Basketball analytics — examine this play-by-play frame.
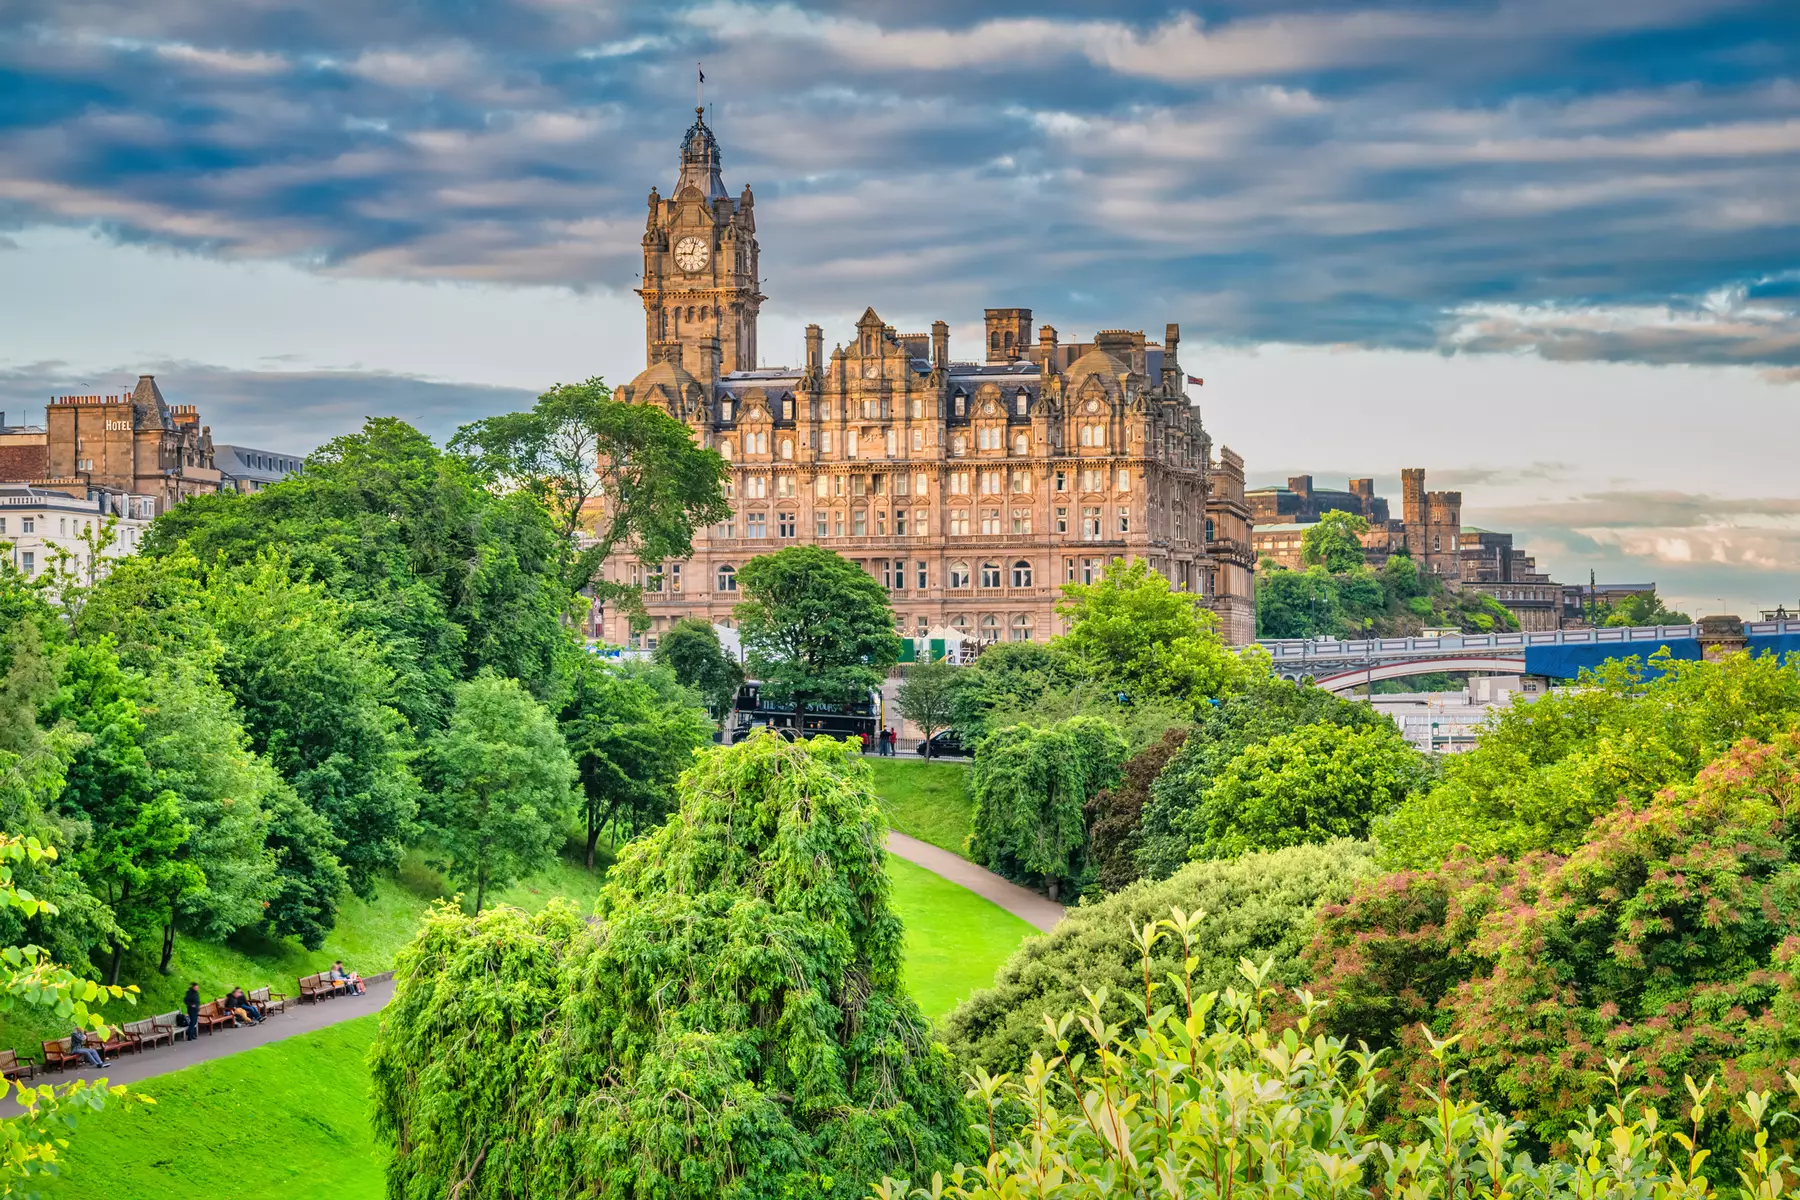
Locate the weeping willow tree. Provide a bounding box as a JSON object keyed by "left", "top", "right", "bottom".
{"left": 369, "top": 731, "right": 970, "bottom": 1199}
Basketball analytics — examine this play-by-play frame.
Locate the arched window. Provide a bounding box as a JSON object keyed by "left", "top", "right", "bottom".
{"left": 1011, "top": 613, "right": 1033, "bottom": 642}
{"left": 952, "top": 614, "right": 969, "bottom": 632}
{"left": 949, "top": 561, "right": 970, "bottom": 589}
{"left": 980, "top": 614, "right": 1000, "bottom": 642}
{"left": 719, "top": 439, "right": 734, "bottom": 460}
{"left": 1079, "top": 424, "right": 1106, "bottom": 448}
{"left": 779, "top": 438, "right": 793, "bottom": 460}
{"left": 951, "top": 434, "right": 967, "bottom": 456}
{"left": 1204, "top": 517, "right": 1216, "bottom": 541}
{"left": 980, "top": 561, "right": 1002, "bottom": 588}
{"left": 1012, "top": 432, "right": 1029, "bottom": 456}
{"left": 1011, "top": 559, "right": 1032, "bottom": 587}
{"left": 1003, "top": 331, "right": 1014, "bottom": 352}
{"left": 989, "top": 331, "right": 1000, "bottom": 354}
{"left": 716, "top": 564, "right": 737, "bottom": 592}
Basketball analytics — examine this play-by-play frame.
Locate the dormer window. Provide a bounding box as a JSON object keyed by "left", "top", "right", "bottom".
{"left": 1015, "top": 390, "right": 1028, "bottom": 416}
{"left": 953, "top": 392, "right": 967, "bottom": 417}
{"left": 722, "top": 400, "right": 735, "bottom": 422}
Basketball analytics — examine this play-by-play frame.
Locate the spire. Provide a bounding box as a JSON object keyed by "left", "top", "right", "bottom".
{"left": 677, "top": 107, "right": 728, "bottom": 201}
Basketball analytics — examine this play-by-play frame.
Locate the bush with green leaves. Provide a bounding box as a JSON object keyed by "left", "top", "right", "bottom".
{"left": 1135, "top": 678, "right": 1394, "bottom": 880}
{"left": 941, "top": 840, "right": 1375, "bottom": 1074}
{"left": 879, "top": 934, "right": 1800, "bottom": 1200}
{"left": 371, "top": 731, "right": 969, "bottom": 1200}
{"left": 1376, "top": 649, "right": 1800, "bottom": 868}
{"left": 969, "top": 716, "right": 1128, "bottom": 898}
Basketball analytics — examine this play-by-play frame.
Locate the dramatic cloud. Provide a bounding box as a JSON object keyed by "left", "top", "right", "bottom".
{"left": 0, "top": 1, "right": 1795, "bottom": 368}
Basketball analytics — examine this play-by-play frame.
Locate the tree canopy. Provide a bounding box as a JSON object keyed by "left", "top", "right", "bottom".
{"left": 652, "top": 617, "right": 743, "bottom": 721}
{"left": 969, "top": 716, "right": 1128, "bottom": 898}
{"left": 371, "top": 732, "right": 969, "bottom": 1200}
{"left": 735, "top": 546, "right": 900, "bottom": 708}
{"left": 1300, "top": 509, "right": 1370, "bottom": 573}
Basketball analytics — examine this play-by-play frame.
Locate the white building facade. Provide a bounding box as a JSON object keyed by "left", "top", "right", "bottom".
{"left": 0, "top": 485, "right": 155, "bottom": 582}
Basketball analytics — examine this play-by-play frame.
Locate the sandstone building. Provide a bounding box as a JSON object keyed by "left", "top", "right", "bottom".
{"left": 600, "top": 110, "right": 1257, "bottom": 647}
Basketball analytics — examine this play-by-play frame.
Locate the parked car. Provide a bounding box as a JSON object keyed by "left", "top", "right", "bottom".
{"left": 915, "top": 730, "right": 967, "bottom": 758}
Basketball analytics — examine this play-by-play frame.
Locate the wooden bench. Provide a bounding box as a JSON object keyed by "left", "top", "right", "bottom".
{"left": 194, "top": 1000, "right": 234, "bottom": 1035}
{"left": 96, "top": 1025, "right": 139, "bottom": 1057}
{"left": 250, "top": 985, "right": 289, "bottom": 1016}
{"left": 41, "top": 1038, "right": 78, "bottom": 1073}
{"left": 298, "top": 973, "right": 337, "bottom": 1004}
{"left": 0, "top": 1049, "right": 37, "bottom": 1082}
{"left": 123, "top": 1017, "right": 174, "bottom": 1051}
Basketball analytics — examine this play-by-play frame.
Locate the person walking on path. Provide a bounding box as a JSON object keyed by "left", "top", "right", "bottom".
{"left": 182, "top": 981, "right": 201, "bottom": 1042}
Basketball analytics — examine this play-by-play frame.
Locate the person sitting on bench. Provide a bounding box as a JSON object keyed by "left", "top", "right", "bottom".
{"left": 68, "top": 1026, "right": 108, "bottom": 1068}
{"left": 225, "top": 986, "right": 263, "bottom": 1026}
{"left": 329, "top": 961, "right": 365, "bottom": 996}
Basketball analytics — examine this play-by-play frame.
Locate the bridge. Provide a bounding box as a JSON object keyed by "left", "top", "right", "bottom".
{"left": 1257, "top": 618, "right": 1800, "bottom": 693}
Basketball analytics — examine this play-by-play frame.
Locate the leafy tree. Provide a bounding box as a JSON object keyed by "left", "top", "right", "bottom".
{"left": 1300, "top": 509, "right": 1370, "bottom": 572}
{"left": 1054, "top": 559, "right": 1266, "bottom": 708}
{"left": 258, "top": 785, "right": 347, "bottom": 951}
{"left": 941, "top": 839, "right": 1375, "bottom": 1073}
{"left": 1600, "top": 587, "right": 1691, "bottom": 626}
{"left": 450, "top": 377, "right": 730, "bottom": 598}
{"left": 204, "top": 554, "right": 418, "bottom": 898}
{"left": 1311, "top": 731, "right": 1800, "bottom": 1152}
{"left": 896, "top": 658, "right": 958, "bottom": 757}
{"left": 1192, "top": 721, "right": 1424, "bottom": 859}
{"left": 371, "top": 732, "right": 969, "bottom": 1200}
{"left": 421, "top": 673, "right": 577, "bottom": 913}
{"left": 736, "top": 546, "right": 901, "bottom": 709}
{"left": 1081, "top": 728, "right": 1187, "bottom": 893}
{"left": 0, "top": 831, "right": 147, "bottom": 1197}
{"left": 559, "top": 655, "right": 710, "bottom": 868}
{"left": 1377, "top": 649, "right": 1800, "bottom": 868}
{"left": 652, "top": 616, "right": 742, "bottom": 721}
{"left": 1136, "top": 677, "right": 1394, "bottom": 879}
{"left": 945, "top": 641, "right": 1081, "bottom": 742}
{"left": 1254, "top": 564, "right": 1344, "bottom": 638}
{"left": 969, "top": 716, "right": 1128, "bottom": 899}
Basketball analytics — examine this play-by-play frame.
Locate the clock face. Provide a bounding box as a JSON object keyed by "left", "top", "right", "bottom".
{"left": 674, "top": 236, "right": 710, "bottom": 272}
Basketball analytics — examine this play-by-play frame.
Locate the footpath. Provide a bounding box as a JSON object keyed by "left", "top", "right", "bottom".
{"left": 33, "top": 832, "right": 1062, "bottom": 1091}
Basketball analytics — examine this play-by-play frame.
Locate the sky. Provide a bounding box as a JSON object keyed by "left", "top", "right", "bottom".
{"left": 1, "top": 1, "right": 1798, "bottom": 617}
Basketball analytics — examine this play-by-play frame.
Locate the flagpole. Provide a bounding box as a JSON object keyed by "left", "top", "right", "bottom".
{"left": 697, "top": 63, "right": 703, "bottom": 109}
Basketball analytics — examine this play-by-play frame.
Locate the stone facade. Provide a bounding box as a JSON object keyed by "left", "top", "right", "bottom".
{"left": 38, "top": 376, "right": 222, "bottom": 514}
{"left": 601, "top": 110, "right": 1256, "bottom": 647}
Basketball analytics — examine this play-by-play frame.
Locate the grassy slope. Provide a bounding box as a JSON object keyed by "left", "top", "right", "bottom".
{"left": 867, "top": 757, "right": 974, "bottom": 857}
{"left": 1, "top": 845, "right": 612, "bottom": 1054}
{"left": 36, "top": 1014, "right": 386, "bottom": 1200}
{"left": 887, "top": 856, "right": 1034, "bottom": 1022}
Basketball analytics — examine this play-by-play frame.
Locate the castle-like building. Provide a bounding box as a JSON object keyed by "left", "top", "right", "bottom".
{"left": 601, "top": 109, "right": 1257, "bottom": 647}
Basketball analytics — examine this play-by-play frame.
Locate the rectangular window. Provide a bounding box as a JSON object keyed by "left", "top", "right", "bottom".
{"left": 980, "top": 470, "right": 1002, "bottom": 495}
{"left": 745, "top": 476, "right": 766, "bottom": 498}
{"left": 872, "top": 474, "right": 885, "bottom": 495}
{"left": 885, "top": 429, "right": 898, "bottom": 457}
{"left": 1065, "top": 557, "right": 1075, "bottom": 582}
{"left": 892, "top": 559, "right": 906, "bottom": 591}
{"left": 917, "top": 614, "right": 928, "bottom": 636}
{"left": 1011, "top": 509, "right": 1031, "bottom": 535}
{"left": 1117, "top": 468, "right": 1130, "bottom": 492}
{"left": 670, "top": 564, "right": 683, "bottom": 593}
{"left": 822, "top": 431, "right": 833, "bottom": 453}
{"left": 883, "top": 560, "right": 895, "bottom": 588}
{"left": 1118, "top": 510, "right": 1130, "bottom": 534}
{"left": 715, "top": 519, "right": 735, "bottom": 540}
{"left": 1081, "top": 468, "right": 1104, "bottom": 492}
{"left": 910, "top": 397, "right": 923, "bottom": 419}
{"left": 1082, "top": 557, "right": 1099, "bottom": 584}
{"left": 777, "top": 474, "right": 795, "bottom": 497}
{"left": 834, "top": 475, "right": 847, "bottom": 497}
{"left": 1082, "top": 506, "right": 1101, "bottom": 541}
{"left": 21, "top": 552, "right": 33, "bottom": 575}
{"left": 1055, "top": 506, "right": 1069, "bottom": 534}
{"left": 747, "top": 513, "right": 767, "bottom": 538}
{"left": 876, "top": 511, "right": 887, "bottom": 536}
{"left": 816, "top": 513, "right": 829, "bottom": 537}
{"left": 917, "top": 560, "right": 928, "bottom": 588}
{"left": 783, "top": 399, "right": 795, "bottom": 419}
{"left": 914, "top": 507, "right": 927, "bottom": 534}
{"left": 779, "top": 512, "right": 796, "bottom": 537}
{"left": 815, "top": 476, "right": 829, "bottom": 499}
{"left": 853, "top": 510, "right": 866, "bottom": 536}
{"left": 21, "top": 518, "right": 34, "bottom": 534}
{"left": 647, "top": 565, "right": 664, "bottom": 593}
{"left": 1011, "top": 470, "right": 1030, "bottom": 493}
{"left": 951, "top": 509, "right": 969, "bottom": 535}
{"left": 851, "top": 475, "right": 866, "bottom": 497}
{"left": 834, "top": 511, "right": 846, "bottom": 537}
{"left": 914, "top": 472, "right": 929, "bottom": 497}
{"left": 1054, "top": 471, "right": 1067, "bottom": 492}
{"left": 847, "top": 431, "right": 859, "bottom": 458}
{"left": 0, "top": 518, "right": 5, "bottom": 534}
{"left": 894, "top": 473, "right": 910, "bottom": 497}
{"left": 911, "top": 428, "right": 923, "bottom": 451}
{"left": 949, "top": 472, "right": 969, "bottom": 495}
{"left": 895, "top": 510, "right": 908, "bottom": 536}
{"left": 981, "top": 510, "right": 1001, "bottom": 535}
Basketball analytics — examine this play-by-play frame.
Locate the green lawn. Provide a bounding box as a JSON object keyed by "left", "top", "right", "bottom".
{"left": 886, "top": 856, "right": 1034, "bottom": 1021}
{"left": 867, "top": 757, "right": 974, "bottom": 857}
{"left": 1, "top": 843, "right": 613, "bottom": 1056}
{"left": 35, "top": 1015, "right": 387, "bottom": 1200}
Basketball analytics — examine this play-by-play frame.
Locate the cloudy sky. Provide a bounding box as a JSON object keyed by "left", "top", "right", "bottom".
{"left": 2, "top": 0, "right": 1797, "bottom": 616}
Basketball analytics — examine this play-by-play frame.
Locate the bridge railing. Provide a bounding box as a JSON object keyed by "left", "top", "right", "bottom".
{"left": 1257, "top": 624, "right": 1704, "bottom": 663}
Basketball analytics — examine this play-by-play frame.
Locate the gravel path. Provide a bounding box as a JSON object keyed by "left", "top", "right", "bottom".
{"left": 884, "top": 830, "right": 1067, "bottom": 932}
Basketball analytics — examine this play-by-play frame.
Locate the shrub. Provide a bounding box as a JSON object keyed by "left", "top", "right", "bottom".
{"left": 372, "top": 731, "right": 970, "bottom": 1200}
{"left": 940, "top": 840, "right": 1376, "bottom": 1074}
{"left": 1082, "top": 729, "right": 1188, "bottom": 894}
{"left": 969, "top": 716, "right": 1128, "bottom": 899}
{"left": 1311, "top": 732, "right": 1800, "bottom": 1151}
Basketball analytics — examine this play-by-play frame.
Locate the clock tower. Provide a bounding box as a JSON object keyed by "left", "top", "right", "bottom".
{"left": 638, "top": 108, "right": 763, "bottom": 380}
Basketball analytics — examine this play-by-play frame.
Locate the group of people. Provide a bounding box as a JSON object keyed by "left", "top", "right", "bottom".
{"left": 859, "top": 727, "right": 901, "bottom": 756}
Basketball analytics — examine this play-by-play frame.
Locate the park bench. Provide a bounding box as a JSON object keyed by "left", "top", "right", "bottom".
{"left": 250, "top": 985, "right": 289, "bottom": 1016}
{"left": 298, "top": 973, "right": 337, "bottom": 1004}
{"left": 194, "top": 1000, "right": 234, "bottom": 1035}
{"left": 96, "top": 1025, "right": 139, "bottom": 1057}
{"left": 123, "top": 1017, "right": 175, "bottom": 1051}
{"left": 0, "top": 1049, "right": 36, "bottom": 1081}
{"left": 40, "top": 1038, "right": 77, "bottom": 1073}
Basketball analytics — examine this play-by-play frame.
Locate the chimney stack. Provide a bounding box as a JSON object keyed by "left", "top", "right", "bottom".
{"left": 930, "top": 320, "right": 949, "bottom": 369}
{"left": 805, "top": 324, "right": 823, "bottom": 371}
{"left": 1037, "top": 325, "right": 1058, "bottom": 371}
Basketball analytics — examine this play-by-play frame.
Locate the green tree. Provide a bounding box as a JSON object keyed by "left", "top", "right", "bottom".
{"left": 735, "top": 546, "right": 901, "bottom": 709}
{"left": 896, "top": 658, "right": 958, "bottom": 757}
{"left": 1300, "top": 509, "right": 1370, "bottom": 572}
{"left": 942, "top": 839, "right": 1376, "bottom": 1073}
{"left": 969, "top": 716, "right": 1128, "bottom": 899}
{"left": 945, "top": 641, "right": 1081, "bottom": 742}
{"left": 1600, "top": 587, "right": 1691, "bottom": 626}
{"left": 1192, "top": 721, "right": 1423, "bottom": 859}
{"left": 422, "top": 673, "right": 577, "bottom": 913}
{"left": 1256, "top": 565, "right": 1346, "bottom": 638}
{"left": 559, "top": 655, "right": 710, "bottom": 868}
{"left": 451, "top": 378, "right": 730, "bottom": 599}
{"left": 652, "top": 617, "right": 743, "bottom": 721}
{"left": 1081, "top": 728, "right": 1188, "bottom": 893}
{"left": 1055, "top": 559, "right": 1266, "bottom": 708}
{"left": 371, "top": 732, "right": 969, "bottom": 1200}
{"left": 1136, "top": 677, "right": 1394, "bottom": 879}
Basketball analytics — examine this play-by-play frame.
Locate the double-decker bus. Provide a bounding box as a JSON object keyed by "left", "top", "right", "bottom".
{"left": 730, "top": 682, "right": 883, "bottom": 744}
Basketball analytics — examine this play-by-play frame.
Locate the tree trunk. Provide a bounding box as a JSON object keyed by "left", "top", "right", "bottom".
{"left": 474, "top": 870, "right": 486, "bottom": 916}
{"left": 107, "top": 941, "right": 124, "bottom": 986}
{"left": 160, "top": 912, "right": 176, "bottom": 975}
{"left": 585, "top": 809, "right": 602, "bottom": 871}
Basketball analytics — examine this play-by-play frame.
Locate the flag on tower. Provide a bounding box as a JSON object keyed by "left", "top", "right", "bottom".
{"left": 698, "top": 65, "right": 705, "bottom": 84}
{"left": 1186, "top": 375, "right": 1204, "bottom": 386}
